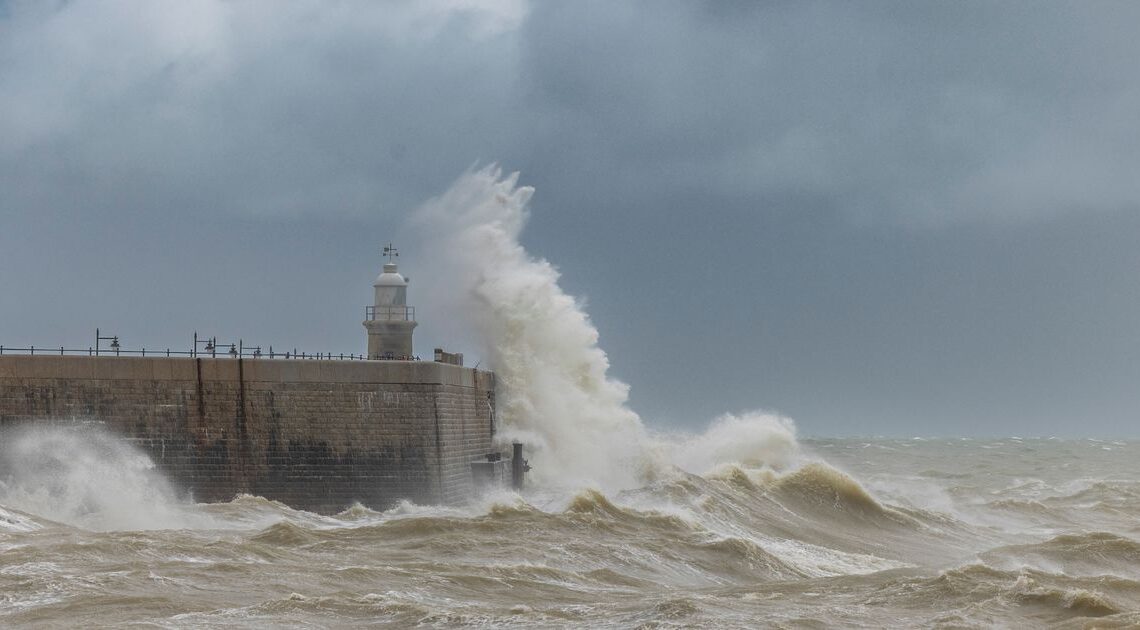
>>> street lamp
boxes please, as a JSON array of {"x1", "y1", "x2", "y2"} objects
[
  {"x1": 193, "y1": 332, "x2": 237, "y2": 358},
  {"x1": 95, "y1": 328, "x2": 120, "y2": 356},
  {"x1": 193, "y1": 332, "x2": 210, "y2": 357},
  {"x1": 237, "y1": 341, "x2": 262, "y2": 358}
]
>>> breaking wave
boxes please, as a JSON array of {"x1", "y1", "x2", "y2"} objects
[
  {"x1": 0, "y1": 424, "x2": 215, "y2": 531},
  {"x1": 770, "y1": 462, "x2": 886, "y2": 516},
  {"x1": 411, "y1": 167, "x2": 805, "y2": 490}
]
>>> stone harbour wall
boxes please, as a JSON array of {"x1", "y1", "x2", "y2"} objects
[{"x1": 0, "y1": 355, "x2": 496, "y2": 513}]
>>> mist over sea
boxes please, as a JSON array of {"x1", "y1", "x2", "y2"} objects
[{"x1": 3, "y1": 170, "x2": 1138, "y2": 628}]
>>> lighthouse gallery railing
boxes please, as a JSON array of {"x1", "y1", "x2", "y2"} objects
[{"x1": 365, "y1": 305, "x2": 415, "y2": 321}]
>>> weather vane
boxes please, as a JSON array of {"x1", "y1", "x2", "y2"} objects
[{"x1": 383, "y1": 243, "x2": 399, "y2": 262}]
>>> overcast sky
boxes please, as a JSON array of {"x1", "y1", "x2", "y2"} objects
[{"x1": 2, "y1": 1, "x2": 1139, "y2": 437}]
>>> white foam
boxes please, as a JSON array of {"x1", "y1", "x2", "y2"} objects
[
  {"x1": 663, "y1": 411, "x2": 800, "y2": 475},
  {"x1": 411, "y1": 167, "x2": 805, "y2": 490},
  {"x1": 0, "y1": 425, "x2": 217, "y2": 532},
  {"x1": 0, "y1": 506, "x2": 42, "y2": 532}
]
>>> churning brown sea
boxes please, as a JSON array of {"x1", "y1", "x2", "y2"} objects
[{"x1": 2, "y1": 432, "x2": 1138, "y2": 628}]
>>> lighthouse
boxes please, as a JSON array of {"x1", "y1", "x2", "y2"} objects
[{"x1": 364, "y1": 244, "x2": 417, "y2": 359}]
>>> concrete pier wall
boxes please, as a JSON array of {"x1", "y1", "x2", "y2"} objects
[{"x1": 0, "y1": 355, "x2": 495, "y2": 513}]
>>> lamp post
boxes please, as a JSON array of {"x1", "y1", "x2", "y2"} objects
[
  {"x1": 193, "y1": 332, "x2": 237, "y2": 358},
  {"x1": 95, "y1": 328, "x2": 120, "y2": 356},
  {"x1": 237, "y1": 340, "x2": 262, "y2": 358}
]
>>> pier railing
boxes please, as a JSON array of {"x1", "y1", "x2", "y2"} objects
[{"x1": 0, "y1": 344, "x2": 409, "y2": 361}]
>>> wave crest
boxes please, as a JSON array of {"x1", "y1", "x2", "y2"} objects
[{"x1": 772, "y1": 463, "x2": 887, "y2": 516}]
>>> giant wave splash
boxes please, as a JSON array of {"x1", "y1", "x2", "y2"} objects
[{"x1": 411, "y1": 165, "x2": 799, "y2": 489}]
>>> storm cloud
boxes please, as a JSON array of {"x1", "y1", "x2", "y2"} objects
[{"x1": 3, "y1": 1, "x2": 1139, "y2": 435}]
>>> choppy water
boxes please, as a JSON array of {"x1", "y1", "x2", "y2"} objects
[{"x1": 2, "y1": 434, "x2": 1138, "y2": 628}]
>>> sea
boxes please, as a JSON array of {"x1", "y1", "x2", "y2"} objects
[
  {"x1": 2, "y1": 433, "x2": 1138, "y2": 628},
  {"x1": 5, "y1": 168, "x2": 1138, "y2": 628}
]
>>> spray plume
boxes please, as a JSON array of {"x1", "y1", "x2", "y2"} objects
[
  {"x1": 412, "y1": 166, "x2": 799, "y2": 489},
  {"x1": 413, "y1": 167, "x2": 652, "y2": 488},
  {"x1": 0, "y1": 425, "x2": 212, "y2": 531}
]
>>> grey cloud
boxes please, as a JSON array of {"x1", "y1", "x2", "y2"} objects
[
  {"x1": 3, "y1": 1, "x2": 1140, "y2": 436},
  {"x1": 5, "y1": 1, "x2": 1137, "y2": 226},
  {"x1": 1, "y1": 1, "x2": 527, "y2": 221},
  {"x1": 518, "y1": 1, "x2": 1140, "y2": 224}
]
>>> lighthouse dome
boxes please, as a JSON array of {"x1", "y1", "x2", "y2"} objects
[
  {"x1": 373, "y1": 262, "x2": 409, "y2": 307},
  {"x1": 373, "y1": 263, "x2": 407, "y2": 287}
]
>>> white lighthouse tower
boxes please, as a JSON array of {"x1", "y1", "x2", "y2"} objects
[{"x1": 364, "y1": 244, "x2": 417, "y2": 359}]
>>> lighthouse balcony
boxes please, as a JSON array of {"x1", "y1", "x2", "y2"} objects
[{"x1": 365, "y1": 305, "x2": 416, "y2": 321}]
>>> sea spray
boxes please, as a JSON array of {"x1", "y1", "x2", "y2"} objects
[
  {"x1": 664, "y1": 410, "x2": 800, "y2": 475},
  {"x1": 411, "y1": 167, "x2": 804, "y2": 488},
  {"x1": 411, "y1": 167, "x2": 654, "y2": 489},
  {"x1": 0, "y1": 424, "x2": 210, "y2": 531}
]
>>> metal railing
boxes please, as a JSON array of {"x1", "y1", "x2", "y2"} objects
[
  {"x1": 365, "y1": 305, "x2": 415, "y2": 321},
  {"x1": 0, "y1": 344, "x2": 386, "y2": 361}
]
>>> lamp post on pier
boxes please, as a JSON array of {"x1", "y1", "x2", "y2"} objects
[
  {"x1": 193, "y1": 332, "x2": 237, "y2": 358},
  {"x1": 95, "y1": 328, "x2": 120, "y2": 356}
]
